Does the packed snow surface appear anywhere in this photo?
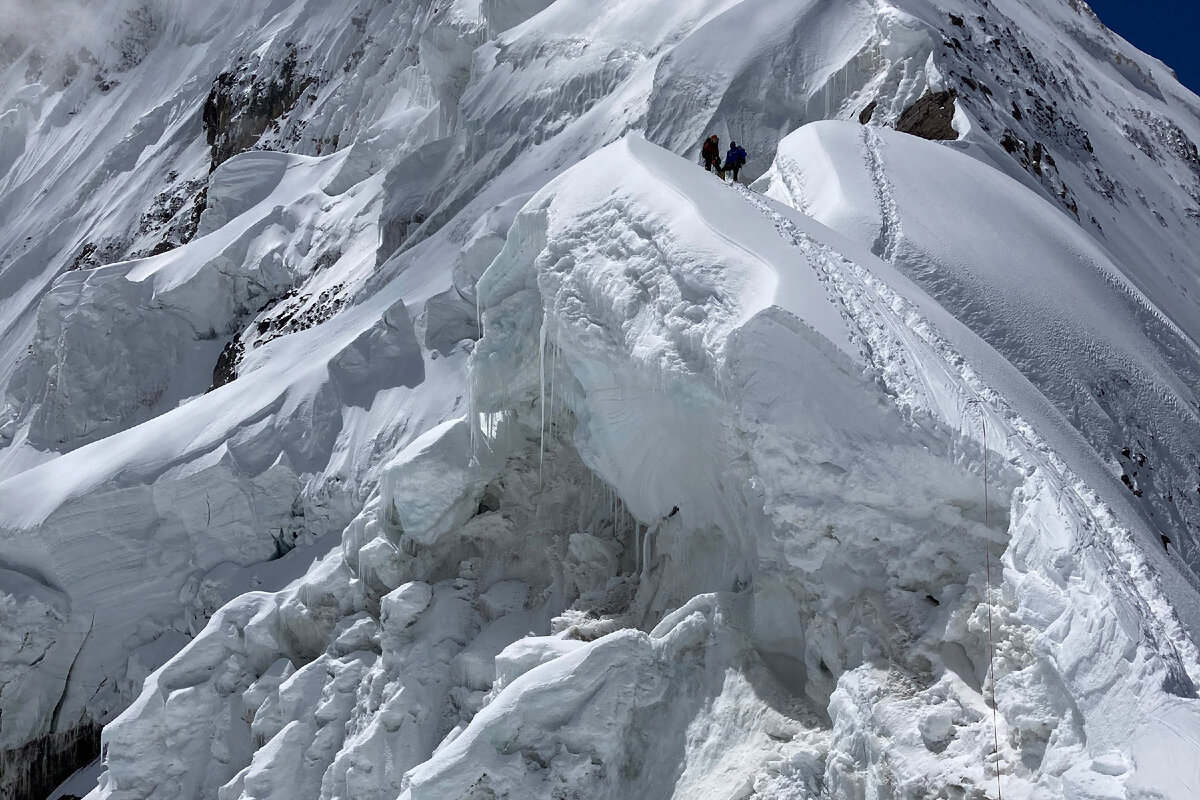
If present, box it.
[1,0,1200,798]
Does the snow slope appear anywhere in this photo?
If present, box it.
[758,121,1200,615]
[6,1,933,786]
[92,131,1200,800]
[1,0,1199,797]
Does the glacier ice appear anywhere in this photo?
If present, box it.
[2,0,1200,798]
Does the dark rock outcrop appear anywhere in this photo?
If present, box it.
[859,100,878,125]
[201,44,317,172]
[896,89,959,141]
[0,723,101,800]
[210,339,244,391]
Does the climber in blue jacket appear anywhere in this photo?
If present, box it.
[723,142,747,182]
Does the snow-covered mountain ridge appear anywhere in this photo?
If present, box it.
[2,0,1200,798]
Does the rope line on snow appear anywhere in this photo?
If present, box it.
[980,412,1003,800]
[729,177,1006,796]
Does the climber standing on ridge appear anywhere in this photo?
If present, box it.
[724,141,747,182]
[701,134,721,173]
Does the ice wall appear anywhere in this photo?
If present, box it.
[86,133,1200,800]
[2,0,1200,796]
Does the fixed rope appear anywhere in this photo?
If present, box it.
[732,176,1006,796]
[981,413,1003,800]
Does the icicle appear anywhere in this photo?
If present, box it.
[469,363,478,464]
[611,488,617,540]
[538,314,547,483]
[634,523,641,575]
[583,472,593,531]
[578,467,588,530]
[548,339,557,443]
[556,343,567,420]
[641,523,653,580]
[471,292,483,463]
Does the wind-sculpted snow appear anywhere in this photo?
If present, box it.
[0,1,492,788]
[11,153,310,449]
[759,121,1200,585]
[81,135,1200,800]
[4,0,1200,797]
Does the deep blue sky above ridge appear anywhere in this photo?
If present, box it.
[1086,1,1200,94]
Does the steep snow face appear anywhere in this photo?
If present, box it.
[0,0,486,466]
[0,1,495,792]
[85,136,995,800]
[2,0,1200,797]
[2,0,953,784]
[467,125,1199,797]
[759,121,1200,584]
[87,135,1200,800]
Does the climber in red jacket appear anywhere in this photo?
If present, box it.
[701,135,720,172]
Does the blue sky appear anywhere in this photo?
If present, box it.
[1086,1,1200,94]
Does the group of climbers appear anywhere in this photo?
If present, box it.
[700,134,748,181]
